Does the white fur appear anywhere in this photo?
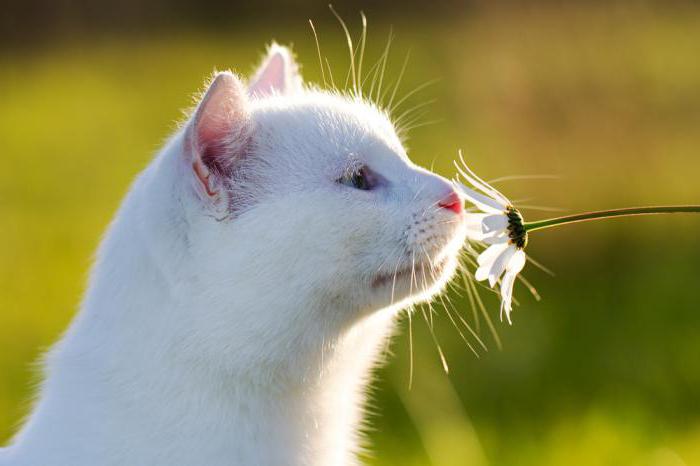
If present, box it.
[1,44,467,466]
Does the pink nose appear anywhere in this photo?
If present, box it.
[438,191,463,214]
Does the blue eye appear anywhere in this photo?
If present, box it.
[339,165,374,191]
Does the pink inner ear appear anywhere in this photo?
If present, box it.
[249,52,287,97]
[193,73,249,176]
[186,73,251,199]
[197,110,233,173]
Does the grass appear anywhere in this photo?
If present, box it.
[1,3,699,465]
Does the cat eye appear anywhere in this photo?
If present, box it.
[339,165,375,191]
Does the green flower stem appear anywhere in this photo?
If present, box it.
[524,206,700,233]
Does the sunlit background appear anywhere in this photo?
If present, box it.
[2,1,700,465]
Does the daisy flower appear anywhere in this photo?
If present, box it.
[454,153,528,324]
[450,153,700,326]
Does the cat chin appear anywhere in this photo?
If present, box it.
[369,253,458,306]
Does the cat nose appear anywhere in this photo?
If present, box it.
[438,190,463,214]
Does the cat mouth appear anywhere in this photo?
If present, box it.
[371,256,449,289]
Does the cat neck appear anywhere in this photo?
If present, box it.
[10,280,395,465]
[6,145,397,466]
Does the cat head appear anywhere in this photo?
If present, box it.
[168,44,467,368]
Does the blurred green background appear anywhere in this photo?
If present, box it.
[1,1,700,465]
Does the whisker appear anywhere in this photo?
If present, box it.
[456,150,510,204]
[487,174,561,184]
[419,249,437,329]
[446,280,465,299]
[426,248,484,357]
[375,243,403,275]
[468,273,505,298]
[423,279,435,329]
[407,307,414,390]
[390,258,401,306]
[399,118,442,136]
[390,78,440,115]
[516,273,541,301]
[329,4,357,95]
[429,156,437,172]
[421,307,449,374]
[385,51,410,110]
[325,57,336,89]
[444,306,479,357]
[434,220,463,226]
[308,20,327,88]
[395,107,432,135]
[453,292,489,352]
[371,27,394,104]
[357,12,368,97]
[430,261,481,357]
[518,204,568,213]
[411,180,428,203]
[527,255,556,277]
[398,108,432,129]
[470,276,503,349]
[409,251,417,298]
[393,99,437,128]
[421,198,444,217]
[460,260,480,332]
[463,262,502,349]
[360,53,385,98]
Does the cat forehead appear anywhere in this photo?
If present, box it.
[249,91,405,159]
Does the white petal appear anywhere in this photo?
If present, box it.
[507,249,527,274]
[499,270,518,324]
[476,243,508,267]
[464,213,508,243]
[457,183,505,214]
[474,243,508,282]
[499,250,526,324]
[482,233,509,245]
[464,213,490,240]
[482,214,509,234]
[474,265,490,282]
[488,245,516,287]
[455,152,511,206]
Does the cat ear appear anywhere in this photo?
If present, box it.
[185,72,251,198]
[247,43,302,98]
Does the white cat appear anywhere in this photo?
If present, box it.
[0,44,467,466]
